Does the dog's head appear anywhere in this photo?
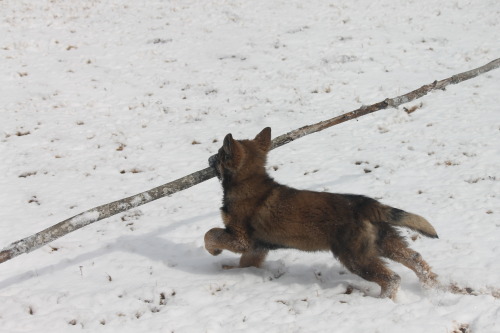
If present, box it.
[209,127,272,181]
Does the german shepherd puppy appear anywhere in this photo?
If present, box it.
[205,127,438,299]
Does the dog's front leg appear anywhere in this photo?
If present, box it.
[222,247,269,269]
[204,227,250,256]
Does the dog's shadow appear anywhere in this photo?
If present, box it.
[0,211,214,290]
[0,211,367,294]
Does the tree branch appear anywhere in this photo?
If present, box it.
[270,58,500,149]
[1,58,499,264]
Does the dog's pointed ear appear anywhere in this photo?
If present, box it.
[223,133,234,154]
[254,127,271,151]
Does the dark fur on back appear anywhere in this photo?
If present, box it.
[204,127,438,299]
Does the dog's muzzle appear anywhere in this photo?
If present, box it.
[208,154,218,168]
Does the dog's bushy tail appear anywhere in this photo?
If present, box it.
[343,194,438,238]
[384,207,438,238]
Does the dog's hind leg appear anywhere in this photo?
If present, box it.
[337,252,401,299]
[378,227,437,287]
[332,221,400,299]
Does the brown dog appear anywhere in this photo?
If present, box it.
[204,127,438,299]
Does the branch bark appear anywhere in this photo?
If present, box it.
[1,58,499,265]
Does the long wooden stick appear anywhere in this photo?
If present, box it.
[271,58,500,149]
[1,58,499,265]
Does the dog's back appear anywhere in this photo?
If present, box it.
[250,184,437,250]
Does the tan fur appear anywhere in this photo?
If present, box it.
[205,127,438,299]
[396,212,437,238]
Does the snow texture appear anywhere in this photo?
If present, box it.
[1,0,499,332]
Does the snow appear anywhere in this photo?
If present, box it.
[1,0,499,332]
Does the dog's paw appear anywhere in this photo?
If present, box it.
[206,247,222,256]
[421,272,439,289]
[204,228,226,256]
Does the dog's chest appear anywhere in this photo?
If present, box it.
[220,195,266,229]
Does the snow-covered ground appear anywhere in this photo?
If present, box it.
[1,0,499,332]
